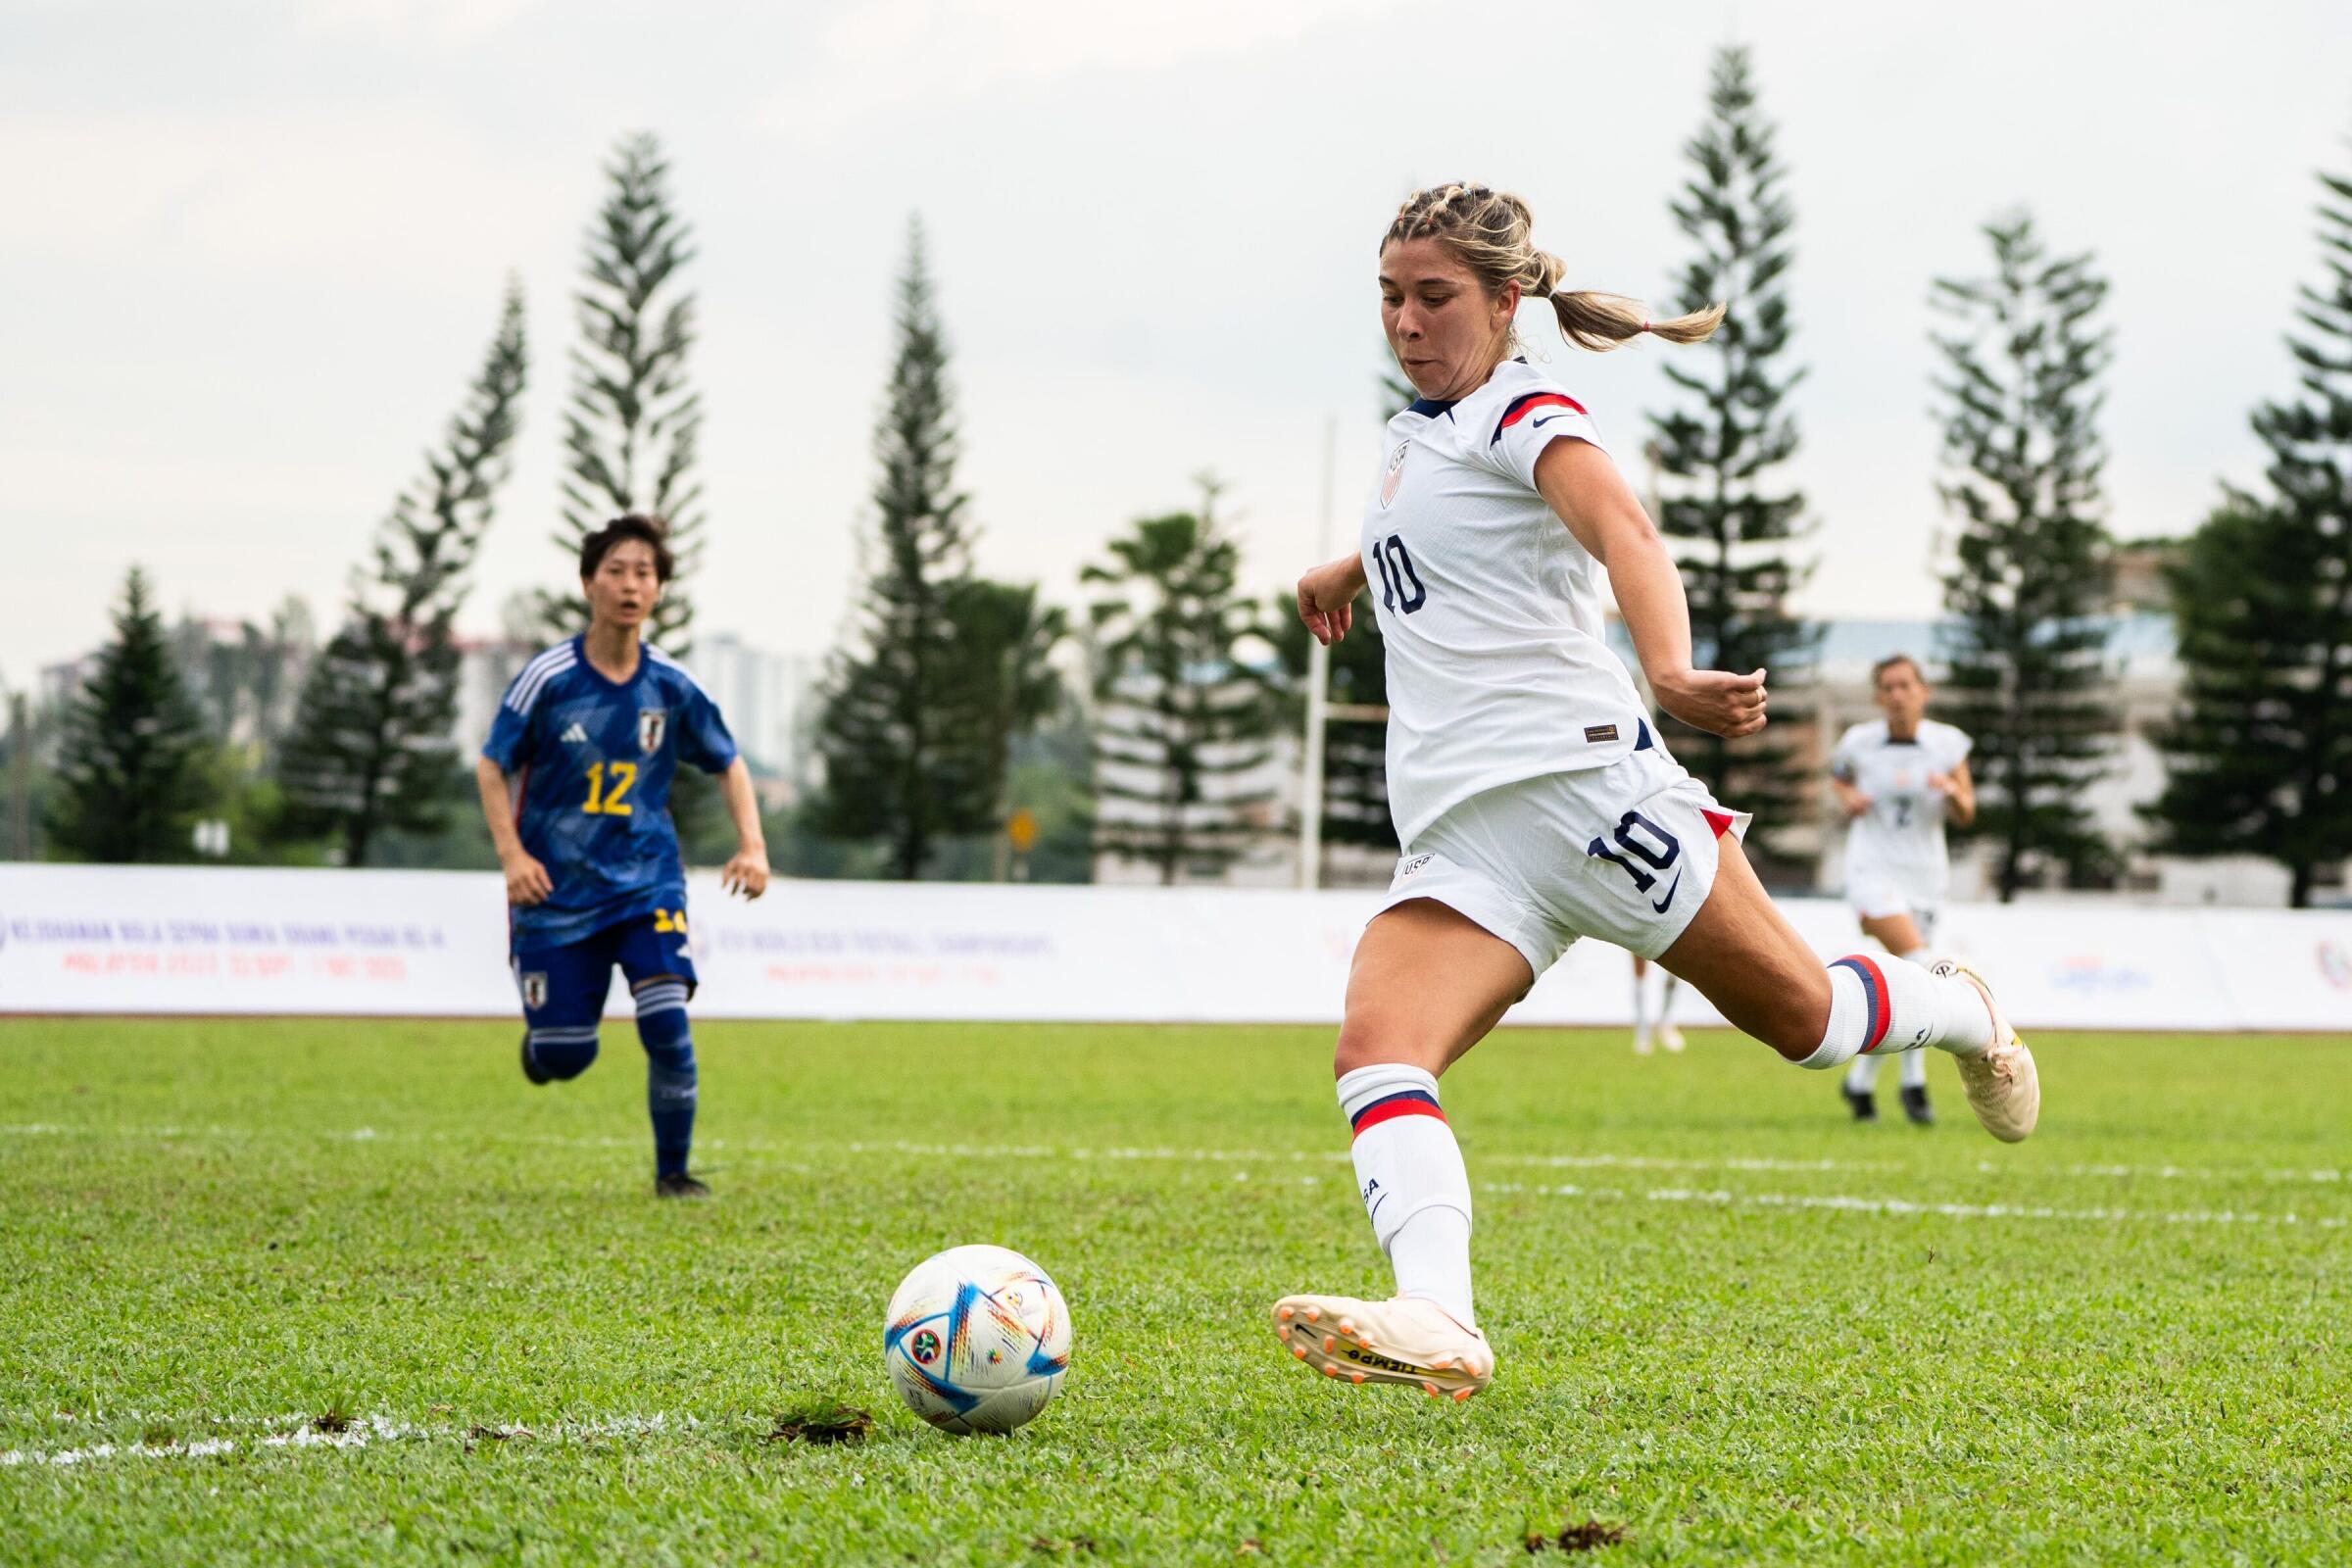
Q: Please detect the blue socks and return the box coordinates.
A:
[634,980,698,1179]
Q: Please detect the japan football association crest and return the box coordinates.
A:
[1380,440,1410,508]
[637,708,667,756]
[519,971,548,1009]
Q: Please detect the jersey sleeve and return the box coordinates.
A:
[1480,384,1607,492]
[481,677,537,771]
[1937,725,1974,770]
[676,681,738,774]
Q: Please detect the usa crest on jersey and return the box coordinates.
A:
[1380,440,1409,508]
[637,708,667,755]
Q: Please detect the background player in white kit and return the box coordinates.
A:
[1271,183,2039,1402]
[1830,655,1977,1125]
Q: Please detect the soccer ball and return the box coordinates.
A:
[883,1245,1071,1436]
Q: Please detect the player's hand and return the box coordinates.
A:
[722,848,770,901]
[502,852,552,907]
[1296,558,1363,646]
[1653,666,1768,739]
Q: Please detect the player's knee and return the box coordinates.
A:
[1333,1012,1445,1080]
[633,980,694,1063]
[528,1028,600,1079]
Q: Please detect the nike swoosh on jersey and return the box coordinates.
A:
[1531,414,1569,429]
[1650,870,1684,914]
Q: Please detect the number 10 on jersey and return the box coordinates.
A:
[1372,534,1426,614]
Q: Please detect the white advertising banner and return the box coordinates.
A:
[2,863,2347,1032]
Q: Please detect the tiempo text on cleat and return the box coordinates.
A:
[1269,1294,1493,1399]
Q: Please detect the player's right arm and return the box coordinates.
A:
[1828,729,1872,820]
[478,663,556,908]
[474,759,552,906]
[1532,436,1765,740]
[1829,773,1873,821]
[1296,555,1368,646]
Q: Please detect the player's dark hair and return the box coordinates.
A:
[1872,654,1926,687]
[579,514,675,582]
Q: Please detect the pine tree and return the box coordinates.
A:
[939,577,1067,834]
[1648,45,1817,854]
[276,286,528,866]
[1931,212,2119,899]
[2150,145,2352,906]
[1086,482,1277,884]
[48,568,215,862]
[551,131,704,651]
[1265,589,1395,858]
[813,220,1011,879]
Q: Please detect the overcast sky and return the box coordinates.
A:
[5,0,2347,688]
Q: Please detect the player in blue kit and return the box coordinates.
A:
[473,514,769,1198]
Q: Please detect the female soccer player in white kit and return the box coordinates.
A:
[1830,655,1977,1125]
[1271,184,2038,1401]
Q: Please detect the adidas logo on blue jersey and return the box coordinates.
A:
[560,722,589,744]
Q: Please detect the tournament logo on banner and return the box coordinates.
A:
[637,709,667,755]
[2320,940,2352,992]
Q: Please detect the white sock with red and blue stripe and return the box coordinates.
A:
[1802,954,1994,1070]
[1337,1063,1476,1330]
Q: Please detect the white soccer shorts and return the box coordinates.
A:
[1373,743,1751,977]
[1845,867,1943,938]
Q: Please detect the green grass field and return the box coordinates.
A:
[3,1018,2348,1565]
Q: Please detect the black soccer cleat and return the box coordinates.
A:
[519,1033,549,1086]
[1900,1084,1935,1126]
[1842,1085,1879,1123]
[655,1172,711,1200]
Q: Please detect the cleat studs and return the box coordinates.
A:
[1422,1382,1441,1398]
[1292,1345,1308,1360]
[1322,1362,1339,1378]
[1349,1372,1366,1385]
[1452,1388,1473,1403]
[1322,1336,1336,1354]
[1303,1306,1320,1323]
[1278,1305,1295,1322]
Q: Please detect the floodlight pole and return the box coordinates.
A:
[1299,416,1337,891]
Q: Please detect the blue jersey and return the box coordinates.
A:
[482,637,738,949]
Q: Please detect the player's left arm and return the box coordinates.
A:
[1533,437,1766,740]
[715,758,769,900]
[1933,758,1977,827]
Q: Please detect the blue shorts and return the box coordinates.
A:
[511,905,699,1030]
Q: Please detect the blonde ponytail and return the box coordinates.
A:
[1548,289,1724,352]
[1386,183,1724,353]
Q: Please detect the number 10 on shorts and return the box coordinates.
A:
[1587,810,1681,893]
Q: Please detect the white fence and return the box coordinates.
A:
[2,864,2348,1032]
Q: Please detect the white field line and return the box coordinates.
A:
[6,1122,2348,1190]
[1481,1181,2347,1229]
[0,1412,698,1471]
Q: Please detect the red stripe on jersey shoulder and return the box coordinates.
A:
[1493,390,1589,442]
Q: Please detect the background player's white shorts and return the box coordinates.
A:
[1373,745,1751,977]
[1845,865,1944,940]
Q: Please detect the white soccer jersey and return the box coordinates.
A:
[1831,717,1973,889]
[1365,359,1648,847]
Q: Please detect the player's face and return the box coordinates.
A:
[1380,238,1519,402]
[1874,662,1928,727]
[582,539,663,630]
